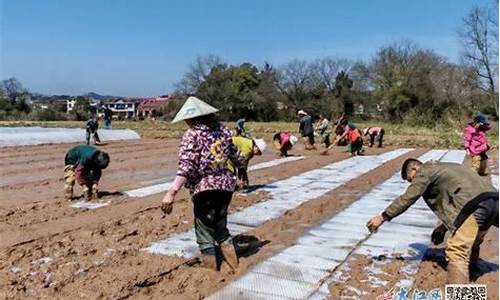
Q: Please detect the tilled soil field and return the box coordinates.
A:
[0,139,497,299]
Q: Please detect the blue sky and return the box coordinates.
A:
[0,0,492,96]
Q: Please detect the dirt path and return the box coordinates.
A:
[3,139,495,300]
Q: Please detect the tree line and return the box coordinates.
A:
[166,4,498,126]
[1,4,497,126]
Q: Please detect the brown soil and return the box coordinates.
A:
[327,152,499,300]
[1,139,496,300]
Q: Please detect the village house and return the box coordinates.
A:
[103,98,142,119]
[137,95,174,119]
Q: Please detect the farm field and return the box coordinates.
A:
[0,131,497,299]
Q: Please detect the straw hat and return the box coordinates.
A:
[171,96,219,123]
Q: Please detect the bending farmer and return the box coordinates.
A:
[64,145,110,201]
[273,131,298,157]
[231,136,267,189]
[367,158,498,284]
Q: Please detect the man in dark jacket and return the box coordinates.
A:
[85,117,101,145]
[104,105,113,129]
[64,145,110,201]
[298,110,316,150]
[367,158,498,283]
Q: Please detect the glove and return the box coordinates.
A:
[431,224,447,245]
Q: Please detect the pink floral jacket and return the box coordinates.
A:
[177,123,241,195]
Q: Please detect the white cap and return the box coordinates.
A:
[289,135,298,145]
[297,110,307,116]
[254,138,267,153]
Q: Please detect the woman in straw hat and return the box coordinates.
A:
[161,96,242,271]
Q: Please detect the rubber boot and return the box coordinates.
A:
[64,186,73,201]
[447,263,469,284]
[92,184,99,200]
[220,240,238,271]
[83,185,92,201]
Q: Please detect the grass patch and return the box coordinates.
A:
[0,120,497,149]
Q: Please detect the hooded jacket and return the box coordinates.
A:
[464,123,490,156]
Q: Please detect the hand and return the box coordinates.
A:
[466,149,471,156]
[431,224,447,245]
[161,190,175,215]
[367,214,385,232]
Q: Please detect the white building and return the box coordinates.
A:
[106,99,141,119]
[67,99,76,113]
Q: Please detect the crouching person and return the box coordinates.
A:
[273,131,298,157]
[231,136,267,189]
[367,158,498,284]
[64,145,110,201]
[161,97,243,271]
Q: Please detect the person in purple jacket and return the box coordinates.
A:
[161,96,243,271]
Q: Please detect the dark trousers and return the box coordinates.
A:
[193,190,233,253]
[86,129,101,145]
[369,129,385,147]
[236,167,249,185]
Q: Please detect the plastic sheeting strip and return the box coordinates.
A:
[70,200,111,209]
[143,148,414,258]
[0,127,140,147]
[248,156,305,171]
[124,156,306,198]
[72,156,307,209]
[208,150,464,300]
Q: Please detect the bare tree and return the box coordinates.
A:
[459,5,498,114]
[174,55,224,95]
[0,77,27,104]
[276,59,315,111]
[310,57,352,92]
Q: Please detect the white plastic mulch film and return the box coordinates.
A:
[124,156,306,198]
[143,148,413,258]
[208,150,467,300]
[0,127,140,147]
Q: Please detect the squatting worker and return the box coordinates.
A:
[273,131,298,157]
[161,96,243,271]
[64,145,110,201]
[367,158,498,284]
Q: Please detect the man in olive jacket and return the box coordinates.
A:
[367,158,498,284]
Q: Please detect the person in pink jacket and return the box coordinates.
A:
[464,114,491,176]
